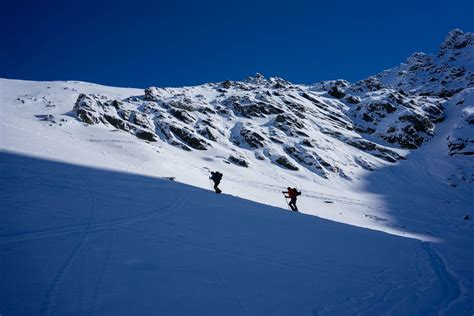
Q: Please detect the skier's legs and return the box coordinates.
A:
[289,198,298,211]
[213,180,221,193]
[288,200,295,210]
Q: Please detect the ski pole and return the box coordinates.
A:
[283,195,291,211]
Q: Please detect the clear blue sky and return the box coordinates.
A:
[1,0,473,88]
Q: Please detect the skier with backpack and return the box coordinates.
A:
[282,187,301,211]
[209,171,223,193]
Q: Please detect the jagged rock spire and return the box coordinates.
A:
[440,28,473,50]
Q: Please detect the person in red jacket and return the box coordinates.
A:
[282,187,301,211]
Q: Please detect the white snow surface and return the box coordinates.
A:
[1,30,474,315]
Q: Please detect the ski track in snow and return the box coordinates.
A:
[37,187,184,316]
[351,241,462,316]
[0,195,183,245]
[40,175,96,316]
[90,207,115,316]
[422,242,461,315]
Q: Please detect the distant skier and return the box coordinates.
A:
[282,187,301,211]
[209,171,223,194]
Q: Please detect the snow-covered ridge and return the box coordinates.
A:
[71,76,413,182]
[361,29,474,97]
[64,30,473,182]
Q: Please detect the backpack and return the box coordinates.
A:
[295,188,301,196]
[213,171,223,181]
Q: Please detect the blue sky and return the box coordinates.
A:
[1,0,473,87]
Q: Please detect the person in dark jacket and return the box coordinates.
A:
[210,171,223,193]
[282,187,301,211]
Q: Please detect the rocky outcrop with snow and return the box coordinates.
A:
[70,29,473,182]
[447,88,474,158]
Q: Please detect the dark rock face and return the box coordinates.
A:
[328,86,346,99]
[170,108,196,124]
[103,114,132,131]
[221,80,233,89]
[275,156,299,171]
[75,108,98,124]
[354,157,374,171]
[362,113,374,122]
[240,127,266,148]
[274,113,306,136]
[167,99,195,111]
[169,126,209,150]
[345,95,360,104]
[144,87,161,101]
[136,130,157,142]
[399,113,433,133]
[224,95,284,118]
[301,139,314,147]
[424,104,444,122]
[448,141,466,153]
[284,146,330,178]
[447,132,474,156]
[197,127,217,141]
[73,94,102,124]
[440,29,473,50]
[228,155,249,167]
[349,77,384,92]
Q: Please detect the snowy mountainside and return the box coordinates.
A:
[0,151,465,315]
[1,29,474,315]
[72,74,408,181]
[71,66,450,176]
[68,30,472,176]
[1,29,473,234]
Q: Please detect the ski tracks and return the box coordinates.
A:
[1,194,182,245]
[421,242,461,315]
[349,241,461,315]
[90,206,115,316]
[39,175,96,316]
[38,182,183,315]
[353,245,425,315]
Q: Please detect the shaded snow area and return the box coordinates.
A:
[1,29,474,315]
[0,152,465,315]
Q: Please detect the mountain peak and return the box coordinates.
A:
[440,28,473,50]
[245,72,267,84]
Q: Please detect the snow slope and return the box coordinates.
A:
[0,151,464,315]
[0,78,419,238]
[1,29,474,314]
